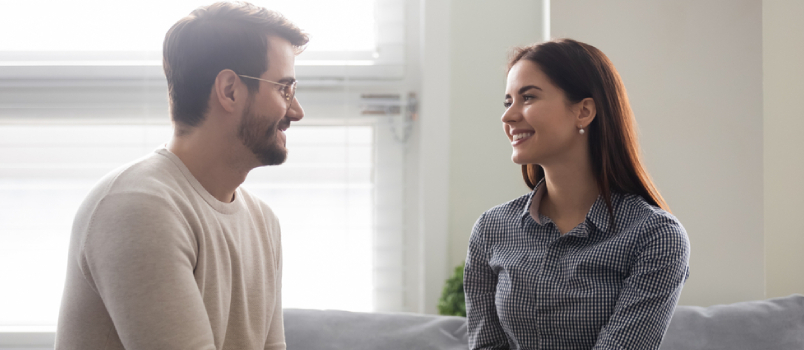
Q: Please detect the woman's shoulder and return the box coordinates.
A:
[476,191,534,225]
[618,193,688,245]
[619,193,681,223]
[469,192,533,241]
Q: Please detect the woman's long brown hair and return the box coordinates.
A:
[510,39,669,217]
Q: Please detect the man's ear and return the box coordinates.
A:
[576,97,597,128]
[212,69,241,113]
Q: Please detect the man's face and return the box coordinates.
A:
[237,35,304,166]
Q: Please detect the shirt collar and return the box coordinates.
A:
[586,193,612,234]
[520,178,545,224]
[520,178,613,236]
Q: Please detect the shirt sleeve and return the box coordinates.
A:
[592,212,691,350]
[80,192,217,350]
[464,213,510,350]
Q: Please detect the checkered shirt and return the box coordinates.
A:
[464,181,690,350]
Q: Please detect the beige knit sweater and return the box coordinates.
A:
[56,148,284,350]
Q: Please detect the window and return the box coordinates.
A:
[0,1,377,52]
[0,0,412,333]
[0,0,405,79]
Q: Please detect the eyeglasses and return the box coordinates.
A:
[238,74,297,113]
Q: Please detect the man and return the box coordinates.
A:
[56,2,307,349]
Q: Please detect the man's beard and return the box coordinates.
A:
[237,99,289,166]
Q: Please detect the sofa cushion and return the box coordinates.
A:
[659,294,804,350]
[284,308,469,350]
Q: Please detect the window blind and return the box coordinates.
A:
[0,0,412,332]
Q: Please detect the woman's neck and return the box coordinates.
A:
[539,158,599,234]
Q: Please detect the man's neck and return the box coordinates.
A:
[167,128,253,203]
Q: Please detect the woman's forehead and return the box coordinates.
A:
[507,61,550,91]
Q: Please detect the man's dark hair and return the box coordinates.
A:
[163,1,308,128]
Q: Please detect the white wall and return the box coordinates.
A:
[763,0,804,298]
[446,0,544,272]
[417,0,452,314]
[416,0,545,314]
[550,0,765,306]
[424,0,804,312]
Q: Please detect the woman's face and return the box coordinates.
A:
[502,60,583,165]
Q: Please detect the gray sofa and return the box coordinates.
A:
[284,294,804,350]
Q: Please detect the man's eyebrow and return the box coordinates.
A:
[277,77,296,84]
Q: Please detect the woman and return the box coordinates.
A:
[464,39,690,350]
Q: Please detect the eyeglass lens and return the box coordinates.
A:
[285,82,297,112]
[286,83,296,101]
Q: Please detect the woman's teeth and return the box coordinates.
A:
[512,133,533,141]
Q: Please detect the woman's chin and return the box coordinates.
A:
[511,153,535,165]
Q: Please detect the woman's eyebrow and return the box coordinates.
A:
[505,85,543,99]
[518,85,542,94]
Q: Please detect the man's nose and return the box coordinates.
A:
[287,97,304,121]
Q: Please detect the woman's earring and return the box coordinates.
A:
[579,126,585,135]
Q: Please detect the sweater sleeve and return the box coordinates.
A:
[264,212,286,350]
[79,192,217,350]
[592,212,691,350]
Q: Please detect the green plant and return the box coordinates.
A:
[437,262,466,317]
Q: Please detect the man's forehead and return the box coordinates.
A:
[264,35,296,77]
[266,36,295,61]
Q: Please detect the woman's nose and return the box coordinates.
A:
[501,104,519,124]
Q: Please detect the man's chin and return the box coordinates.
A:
[254,147,287,166]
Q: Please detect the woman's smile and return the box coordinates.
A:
[510,131,534,146]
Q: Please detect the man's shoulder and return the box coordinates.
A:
[106,150,185,194]
[71,151,200,264]
[91,149,197,201]
[77,150,191,220]
[238,187,280,226]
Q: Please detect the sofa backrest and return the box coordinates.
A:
[659,294,804,350]
[284,294,804,350]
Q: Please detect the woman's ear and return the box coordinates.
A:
[577,97,597,128]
